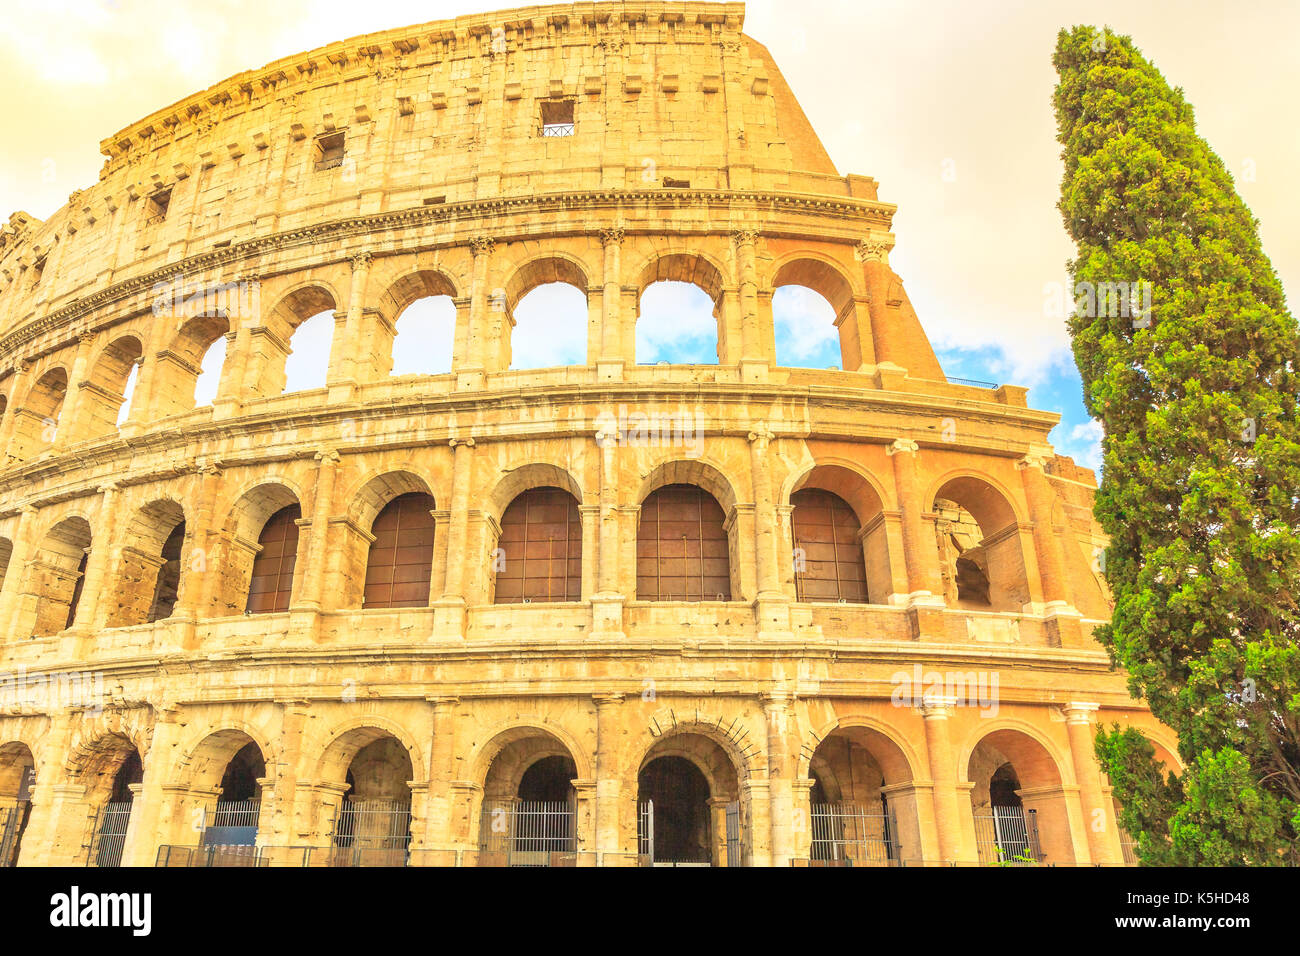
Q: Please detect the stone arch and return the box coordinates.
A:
[787,462,892,605]
[347,469,437,532]
[470,721,593,788]
[255,283,340,398]
[930,472,1030,613]
[214,480,303,616]
[344,469,438,610]
[172,724,277,793]
[633,250,729,365]
[485,461,585,525]
[9,365,68,459]
[378,269,460,378]
[314,719,427,786]
[156,313,231,417]
[502,253,592,370]
[79,334,144,438]
[770,253,866,371]
[65,730,144,804]
[636,457,741,513]
[963,723,1075,864]
[491,481,584,605]
[24,514,92,637]
[108,497,188,627]
[797,715,922,785]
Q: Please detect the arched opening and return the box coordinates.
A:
[283,311,333,393]
[257,286,337,398]
[638,732,744,866]
[772,258,862,370]
[328,735,413,867]
[154,314,231,416]
[0,536,13,594]
[202,741,266,864]
[636,255,726,366]
[10,367,67,459]
[28,516,92,637]
[773,287,842,369]
[933,477,1028,613]
[0,742,35,867]
[636,484,731,601]
[967,729,1072,865]
[478,730,579,867]
[504,257,589,371]
[790,489,869,603]
[363,492,435,609]
[493,487,582,604]
[109,500,186,627]
[391,297,456,376]
[79,736,143,868]
[803,725,918,866]
[245,504,301,614]
[83,335,143,437]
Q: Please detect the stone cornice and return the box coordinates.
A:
[1,189,894,360]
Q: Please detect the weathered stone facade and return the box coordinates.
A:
[0,2,1175,867]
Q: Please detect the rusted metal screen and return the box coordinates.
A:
[637,484,731,601]
[791,489,868,603]
[246,504,301,614]
[364,492,435,608]
[494,487,581,604]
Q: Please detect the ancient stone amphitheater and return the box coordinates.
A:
[0,1,1175,868]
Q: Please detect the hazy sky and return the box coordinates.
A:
[3,0,1296,471]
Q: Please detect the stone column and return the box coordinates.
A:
[858,236,903,371]
[762,692,794,867]
[921,695,970,863]
[52,332,96,451]
[1064,702,1121,865]
[598,228,626,379]
[211,328,246,420]
[0,504,38,638]
[267,700,309,847]
[888,439,944,605]
[423,696,459,855]
[458,237,495,388]
[173,461,223,645]
[591,427,625,637]
[120,705,186,867]
[0,359,34,457]
[749,423,791,636]
[122,303,173,436]
[330,251,371,397]
[77,482,121,631]
[593,694,625,861]
[433,436,474,639]
[295,449,340,613]
[733,229,767,381]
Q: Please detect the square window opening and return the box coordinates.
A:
[541,99,575,137]
[314,131,347,170]
[146,188,172,225]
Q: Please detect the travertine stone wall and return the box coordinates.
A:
[0,2,1170,868]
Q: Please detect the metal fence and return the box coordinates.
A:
[88,800,134,868]
[973,806,1042,865]
[328,799,412,867]
[0,801,31,867]
[809,802,900,866]
[478,799,575,866]
[725,801,743,867]
[201,798,261,849]
[1120,837,1139,866]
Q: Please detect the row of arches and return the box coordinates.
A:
[0,462,1055,638]
[0,715,1176,866]
[0,247,873,462]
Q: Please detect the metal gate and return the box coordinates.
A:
[202,798,261,848]
[0,801,31,867]
[88,800,133,868]
[809,802,899,865]
[638,799,654,863]
[724,801,743,867]
[974,806,1041,864]
[328,798,411,867]
[479,799,575,866]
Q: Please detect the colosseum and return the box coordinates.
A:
[0,1,1176,868]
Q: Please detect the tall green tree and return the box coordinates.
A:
[1053,25,1300,865]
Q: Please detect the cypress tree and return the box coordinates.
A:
[1053,25,1300,865]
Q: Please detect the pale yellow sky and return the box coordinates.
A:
[2,0,1296,395]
